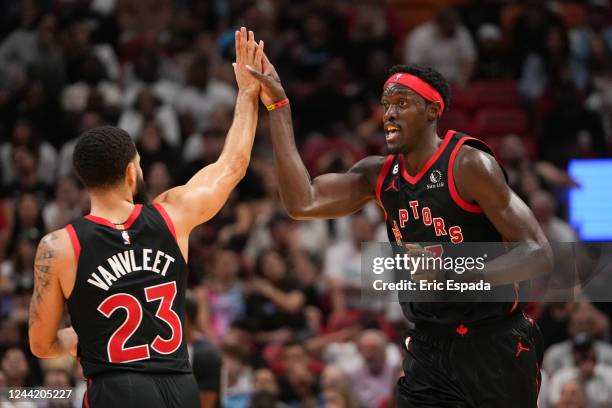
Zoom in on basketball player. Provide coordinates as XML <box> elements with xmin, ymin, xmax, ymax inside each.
<box><xmin>247</xmin><ymin>56</ymin><xmax>553</xmax><ymax>406</ymax></box>
<box><xmin>28</xmin><ymin>27</ymin><xmax>263</xmax><ymax>407</ymax></box>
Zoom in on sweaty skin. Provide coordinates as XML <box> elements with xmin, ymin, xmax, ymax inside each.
<box><xmin>247</xmin><ymin>54</ymin><xmax>552</xmax><ymax>286</ymax></box>
<box><xmin>28</xmin><ymin>27</ymin><xmax>264</xmax><ymax>359</ymax></box>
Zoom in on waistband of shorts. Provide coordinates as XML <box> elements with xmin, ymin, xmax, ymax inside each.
<box><xmin>413</xmin><ymin>312</ymin><xmax>532</xmax><ymax>339</ymax></box>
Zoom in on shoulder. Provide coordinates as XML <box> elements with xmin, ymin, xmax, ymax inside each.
<box><xmin>349</xmin><ymin>155</ymin><xmax>387</xmax><ymax>186</ymax></box>
<box><xmin>35</xmin><ymin>229</ymin><xmax>75</xmax><ymax>269</ymax></box>
<box><xmin>454</xmin><ymin>144</ymin><xmax>503</xmax><ymax>182</ymax></box>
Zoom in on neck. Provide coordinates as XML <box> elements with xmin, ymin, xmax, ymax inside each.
<box><xmin>401</xmin><ymin>127</ymin><xmax>441</xmax><ymax>176</ymax></box>
<box><xmin>89</xmin><ymin>186</ymin><xmax>135</xmax><ymax>224</ymax></box>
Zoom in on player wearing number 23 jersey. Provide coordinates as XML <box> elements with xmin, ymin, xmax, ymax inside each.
<box><xmin>28</xmin><ymin>27</ymin><xmax>265</xmax><ymax>408</ymax></box>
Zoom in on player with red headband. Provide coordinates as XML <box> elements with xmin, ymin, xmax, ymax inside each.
<box><xmin>247</xmin><ymin>59</ymin><xmax>552</xmax><ymax>407</ymax></box>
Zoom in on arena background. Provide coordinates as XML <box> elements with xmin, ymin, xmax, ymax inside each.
<box><xmin>0</xmin><ymin>0</ymin><xmax>611</xmax><ymax>407</ymax></box>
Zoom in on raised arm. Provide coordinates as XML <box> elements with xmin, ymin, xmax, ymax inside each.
<box><xmin>454</xmin><ymin>146</ymin><xmax>553</xmax><ymax>285</ymax></box>
<box><xmin>29</xmin><ymin>230</ymin><xmax>78</xmax><ymax>358</ymax></box>
<box><xmin>247</xmin><ymin>54</ymin><xmax>382</xmax><ymax>220</ymax></box>
<box><xmin>154</xmin><ymin>28</ymin><xmax>262</xmax><ymax>240</ymax></box>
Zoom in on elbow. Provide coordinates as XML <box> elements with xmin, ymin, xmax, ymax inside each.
<box><xmin>284</xmin><ymin>204</ymin><xmax>314</xmax><ymax>220</ymax></box>
<box><xmin>535</xmin><ymin>240</ymin><xmax>554</xmax><ymax>275</ymax></box>
<box><xmin>29</xmin><ymin>339</ymin><xmax>51</xmax><ymax>358</ymax></box>
<box><xmin>226</xmin><ymin>154</ymin><xmax>250</xmax><ymax>182</ymax></box>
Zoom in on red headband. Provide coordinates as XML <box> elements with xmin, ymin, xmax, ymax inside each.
<box><xmin>383</xmin><ymin>73</ymin><xmax>445</xmax><ymax>117</ymax></box>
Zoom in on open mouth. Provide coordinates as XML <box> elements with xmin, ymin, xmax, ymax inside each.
<box><xmin>385</xmin><ymin>124</ymin><xmax>401</xmax><ymax>143</ymax></box>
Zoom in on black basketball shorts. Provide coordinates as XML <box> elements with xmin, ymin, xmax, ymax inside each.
<box><xmin>83</xmin><ymin>371</ymin><xmax>199</xmax><ymax>408</ymax></box>
<box><xmin>397</xmin><ymin>312</ymin><xmax>543</xmax><ymax>408</ymax></box>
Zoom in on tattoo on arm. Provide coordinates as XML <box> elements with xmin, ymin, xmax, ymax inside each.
<box><xmin>30</xmin><ymin>233</ymin><xmax>57</xmax><ymax>325</ymax></box>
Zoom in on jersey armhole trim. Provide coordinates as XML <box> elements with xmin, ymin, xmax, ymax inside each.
<box><xmin>375</xmin><ymin>155</ymin><xmax>395</xmax><ymax>219</ymax></box>
<box><xmin>153</xmin><ymin>203</ymin><xmax>178</xmax><ymax>242</ymax></box>
<box><xmin>65</xmin><ymin>224</ymin><xmax>81</xmax><ymax>263</ymax></box>
<box><xmin>448</xmin><ymin>137</ymin><xmax>484</xmax><ymax>213</ymax></box>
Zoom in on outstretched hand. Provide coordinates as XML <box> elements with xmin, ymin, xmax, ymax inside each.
<box><xmin>246</xmin><ymin>52</ymin><xmax>287</xmax><ymax>107</ymax></box>
<box><xmin>233</xmin><ymin>27</ymin><xmax>264</xmax><ymax>94</ymax></box>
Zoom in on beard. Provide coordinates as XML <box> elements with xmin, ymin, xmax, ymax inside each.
<box><xmin>133</xmin><ymin>175</ymin><xmax>150</xmax><ymax>205</ymax></box>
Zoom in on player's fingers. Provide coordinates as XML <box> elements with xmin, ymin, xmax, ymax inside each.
<box><xmin>247</xmin><ymin>30</ymin><xmax>256</xmax><ymax>64</ymax></box>
<box><xmin>254</xmin><ymin>40</ymin><xmax>264</xmax><ymax>71</ymax></box>
<box><xmin>234</xmin><ymin>30</ymin><xmax>241</xmax><ymax>64</ymax></box>
<box><xmin>246</xmin><ymin>65</ymin><xmax>268</xmax><ymax>82</ymax></box>
<box><xmin>240</xmin><ymin>27</ymin><xmax>247</xmax><ymax>64</ymax></box>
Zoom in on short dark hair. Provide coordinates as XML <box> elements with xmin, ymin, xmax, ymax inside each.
<box><xmin>73</xmin><ymin>126</ymin><xmax>137</xmax><ymax>189</ymax></box>
<box><xmin>388</xmin><ymin>64</ymin><xmax>451</xmax><ymax>114</ymax></box>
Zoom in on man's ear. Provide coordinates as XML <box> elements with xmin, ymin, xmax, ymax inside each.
<box><xmin>427</xmin><ymin>102</ymin><xmax>441</xmax><ymax>122</ymax></box>
<box><xmin>126</xmin><ymin>162</ymin><xmax>137</xmax><ymax>189</ymax></box>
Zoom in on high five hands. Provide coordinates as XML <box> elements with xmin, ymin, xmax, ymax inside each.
<box><xmin>244</xmin><ymin>39</ymin><xmax>287</xmax><ymax>106</ymax></box>
<box><xmin>234</xmin><ymin>27</ymin><xmax>264</xmax><ymax>95</ymax></box>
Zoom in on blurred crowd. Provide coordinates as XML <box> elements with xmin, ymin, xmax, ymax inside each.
<box><xmin>0</xmin><ymin>0</ymin><xmax>611</xmax><ymax>407</ymax></box>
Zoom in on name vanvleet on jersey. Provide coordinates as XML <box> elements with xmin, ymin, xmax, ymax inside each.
<box><xmin>87</xmin><ymin>248</ymin><xmax>176</xmax><ymax>291</ymax></box>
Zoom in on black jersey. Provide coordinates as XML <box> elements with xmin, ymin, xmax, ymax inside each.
<box><xmin>376</xmin><ymin>130</ymin><xmax>523</xmax><ymax>325</ymax></box>
<box><xmin>65</xmin><ymin>203</ymin><xmax>191</xmax><ymax>377</ymax></box>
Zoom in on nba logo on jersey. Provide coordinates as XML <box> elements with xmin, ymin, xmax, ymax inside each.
<box><xmin>121</xmin><ymin>230</ymin><xmax>131</xmax><ymax>245</ymax></box>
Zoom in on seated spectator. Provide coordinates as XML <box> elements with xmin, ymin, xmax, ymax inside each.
<box><xmin>5</xmin><ymin>193</ymin><xmax>46</xmax><ymax>258</ymax></box>
<box><xmin>58</xmin><ymin>110</ymin><xmax>105</xmax><ymax>178</ymax></box>
<box><xmin>1</xmin><ymin>119</ymin><xmax>57</xmax><ymax>188</ymax></box>
<box><xmin>324</xmin><ymin>212</ymin><xmax>374</xmax><ymax>312</ymax></box>
<box><xmin>42</xmin><ymin>176</ymin><xmax>84</xmax><ymax>231</ymax></box>
<box><xmin>1</xmin><ymin>347</ymin><xmax>31</xmax><ymax>387</ymax></box>
<box><xmin>554</xmin><ymin>379</ymin><xmax>587</xmax><ymax>408</ymax></box>
<box><xmin>222</xmin><ymin>345</ymin><xmax>253</xmax><ymax>408</ymax></box>
<box><xmin>0</xmin><ymin>230</ymin><xmax>37</xmax><ymax>294</ymax></box>
<box><xmin>279</xmin><ymin>361</ymin><xmax>323</xmax><ymax>408</ymax></box>
<box><xmin>245</xmin><ymin>250</ymin><xmax>307</xmax><ymax>343</ymax></box>
<box><xmin>146</xmin><ymin>161</ymin><xmax>173</xmax><ymax>199</ymax></box>
<box><xmin>548</xmin><ymin>334</ymin><xmax>612</xmax><ymax>407</ymax></box>
<box><xmin>199</xmin><ymin>249</ymin><xmax>246</xmax><ymax>342</ymax></box>
<box><xmin>173</xmin><ymin>55</ymin><xmax>236</xmax><ymax>132</ymax></box>
<box><xmin>135</xmin><ymin>119</ymin><xmax>177</xmax><ymax>174</ymax></box>
<box><xmin>343</xmin><ymin>330</ymin><xmax>401</xmax><ymax>408</ymax></box>
<box><xmin>185</xmin><ymin>291</ymin><xmax>221</xmax><ymax>408</ymax></box>
<box><xmin>544</xmin><ymin>331</ymin><xmax>612</xmax><ymax>376</ymax></box>
<box><xmin>404</xmin><ymin>8</ymin><xmax>476</xmax><ymax>86</ymax></box>
<box><xmin>118</xmin><ymin>88</ymin><xmax>180</xmax><ymax>148</ymax></box>
<box><xmin>529</xmin><ymin>190</ymin><xmax>577</xmax><ymax>242</ymax></box>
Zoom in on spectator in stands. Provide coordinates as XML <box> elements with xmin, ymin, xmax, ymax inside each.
<box><xmin>185</xmin><ymin>291</ymin><xmax>221</xmax><ymax>408</ymax></box>
<box><xmin>0</xmin><ymin>229</ymin><xmax>37</xmax><ymax>293</ymax></box>
<box><xmin>5</xmin><ymin>193</ymin><xmax>45</xmax><ymax>258</ymax></box>
<box><xmin>541</xmin><ymin>82</ymin><xmax>607</xmax><ymax>168</ymax></box>
<box><xmin>544</xmin><ymin>318</ymin><xmax>612</xmax><ymax>375</ymax></box>
<box><xmin>280</xmin><ymin>361</ymin><xmax>323</xmax><ymax>407</ymax></box>
<box><xmin>548</xmin><ymin>334</ymin><xmax>612</xmax><ymax>407</ymax></box>
<box><xmin>529</xmin><ymin>190</ymin><xmax>577</xmax><ymax>242</ymax></box>
<box><xmin>118</xmin><ymin>88</ymin><xmax>180</xmax><ymax>148</ymax></box>
<box><xmin>474</xmin><ymin>23</ymin><xmax>512</xmax><ymax>80</ymax></box>
<box><xmin>58</xmin><ymin>110</ymin><xmax>105</xmax><ymax>178</ymax></box>
<box><xmin>569</xmin><ymin>0</ymin><xmax>612</xmax><ymax>91</ymax></box>
<box><xmin>1</xmin><ymin>347</ymin><xmax>31</xmax><ymax>387</ymax></box>
<box><xmin>554</xmin><ymin>379</ymin><xmax>587</xmax><ymax>408</ymax></box>
<box><xmin>325</xmin><ymin>212</ymin><xmax>374</xmax><ymax>312</ymax></box>
<box><xmin>343</xmin><ymin>330</ymin><xmax>401</xmax><ymax>408</ymax></box>
<box><xmin>1</xmin><ymin>118</ymin><xmax>57</xmax><ymax>187</ymax></box>
<box><xmin>146</xmin><ymin>161</ymin><xmax>172</xmax><ymax>199</ymax></box>
<box><xmin>43</xmin><ymin>368</ymin><xmax>73</xmax><ymax>408</ymax></box>
<box><xmin>245</xmin><ymin>250</ymin><xmax>306</xmax><ymax>343</ymax></box>
<box><xmin>199</xmin><ymin>249</ymin><xmax>246</xmax><ymax>342</ymax></box>
<box><xmin>42</xmin><ymin>176</ymin><xmax>83</xmax><ymax>232</ymax></box>
<box><xmin>222</xmin><ymin>345</ymin><xmax>253</xmax><ymax>408</ymax></box>
<box><xmin>174</xmin><ymin>55</ymin><xmax>236</xmax><ymax>132</ymax></box>
<box><xmin>135</xmin><ymin>119</ymin><xmax>176</xmax><ymax>174</ymax></box>
<box><xmin>404</xmin><ymin>8</ymin><xmax>476</xmax><ymax>86</ymax></box>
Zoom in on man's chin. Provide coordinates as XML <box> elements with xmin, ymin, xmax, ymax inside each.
<box><xmin>386</xmin><ymin>144</ymin><xmax>402</xmax><ymax>155</ymax></box>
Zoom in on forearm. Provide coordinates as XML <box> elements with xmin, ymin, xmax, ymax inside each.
<box><xmin>268</xmin><ymin>105</ymin><xmax>315</xmax><ymax>217</ymax></box>
<box><xmin>459</xmin><ymin>240</ymin><xmax>553</xmax><ymax>286</ymax></box>
<box><xmin>216</xmin><ymin>90</ymin><xmax>259</xmax><ymax>179</ymax></box>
